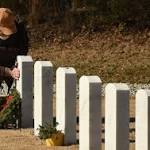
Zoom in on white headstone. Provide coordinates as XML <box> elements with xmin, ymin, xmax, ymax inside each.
<box><xmin>79</xmin><ymin>76</ymin><xmax>101</xmax><ymax>150</ymax></box>
<box><xmin>105</xmin><ymin>83</ymin><xmax>129</xmax><ymax>150</ymax></box>
<box><xmin>16</xmin><ymin>55</ymin><xmax>33</xmax><ymax>128</ymax></box>
<box><xmin>34</xmin><ymin>61</ymin><xmax>53</xmax><ymax>136</ymax></box>
<box><xmin>136</xmin><ymin>89</ymin><xmax>150</xmax><ymax>150</ymax></box>
<box><xmin>56</xmin><ymin>67</ymin><xmax>76</xmax><ymax>145</ymax></box>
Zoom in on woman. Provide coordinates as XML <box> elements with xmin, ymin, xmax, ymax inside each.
<box><xmin>0</xmin><ymin>8</ymin><xmax>28</xmax><ymax>93</ymax></box>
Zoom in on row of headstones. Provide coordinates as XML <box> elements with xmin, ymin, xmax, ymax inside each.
<box><xmin>16</xmin><ymin>56</ymin><xmax>150</xmax><ymax>150</ymax></box>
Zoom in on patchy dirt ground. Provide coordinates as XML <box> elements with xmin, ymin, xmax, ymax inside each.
<box><xmin>0</xmin><ymin>128</ymin><xmax>135</xmax><ymax>150</ymax></box>
<box><xmin>0</xmin><ymin>129</ymin><xmax>78</xmax><ymax>150</ymax></box>
<box><xmin>28</xmin><ymin>24</ymin><xmax>150</xmax><ymax>83</ymax></box>
<box><xmin>0</xmin><ymin>97</ymin><xmax>135</xmax><ymax>150</ymax></box>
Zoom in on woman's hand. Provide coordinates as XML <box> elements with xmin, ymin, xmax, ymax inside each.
<box><xmin>10</xmin><ymin>67</ymin><xmax>20</xmax><ymax>80</ymax></box>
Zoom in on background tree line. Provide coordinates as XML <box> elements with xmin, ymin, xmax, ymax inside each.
<box><xmin>0</xmin><ymin>0</ymin><xmax>150</xmax><ymax>30</ymax></box>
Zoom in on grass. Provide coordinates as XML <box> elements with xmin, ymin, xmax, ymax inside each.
<box><xmin>0</xmin><ymin>96</ymin><xmax>136</xmax><ymax>150</ymax></box>
<box><xmin>0</xmin><ymin>25</ymin><xmax>147</xmax><ymax>149</ymax></box>
<box><xmin>29</xmin><ymin>26</ymin><xmax>150</xmax><ymax>83</ymax></box>
<box><xmin>0</xmin><ymin>129</ymin><xmax>77</xmax><ymax>150</ymax></box>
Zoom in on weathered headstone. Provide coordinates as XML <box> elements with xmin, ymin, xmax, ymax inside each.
<box><xmin>56</xmin><ymin>67</ymin><xmax>76</xmax><ymax>145</ymax></box>
<box><xmin>136</xmin><ymin>89</ymin><xmax>150</xmax><ymax>150</ymax></box>
<box><xmin>105</xmin><ymin>83</ymin><xmax>129</xmax><ymax>150</ymax></box>
<box><xmin>34</xmin><ymin>61</ymin><xmax>53</xmax><ymax>135</ymax></box>
<box><xmin>79</xmin><ymin>76</ymin><xmax>101</xmax><ymax>150</ymax></box>
<box><xmin>16</xmin><ymin>55</ymin><xmax>33</xmax><ymax>128</ymax></box>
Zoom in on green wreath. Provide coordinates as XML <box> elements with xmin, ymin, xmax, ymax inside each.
<box><xmin>0</xmin><ymin>89</ymin><xmax>21</xmax><ymax>128</ymax></box>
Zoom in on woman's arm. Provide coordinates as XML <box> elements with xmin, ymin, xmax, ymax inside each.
<box><xmin>0</xmin><ymin>66</ymin><xmax>20</xmax><ymax>80</ymax></box>
<box><xmin>0</xmin><ymin>66</ymin><xmax>11</xmax><ymax>77</ymax></box>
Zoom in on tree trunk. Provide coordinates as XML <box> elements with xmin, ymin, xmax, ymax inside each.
<box><xmin>29</xmin><ymin>0</ymin><xmax>41</xmax><ymax>25</ymax></box>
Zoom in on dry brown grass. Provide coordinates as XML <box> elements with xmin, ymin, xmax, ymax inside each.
<box><xmin>0</xmin><ymin>128</ymin><xmax>135</xmax><ymax>150</ymax></box>
<box><xmin>1</xmin><ymin>26</ymin><xmax>146</xmax><ymax>149</ymax></box>
<box><xmin>29</xmin><ymin>26</ymin><xmax>150</xmax><ymax>83</ymax></box>
<box><xmin>0</xmin><ymin>96</ymin><xmax>136</xmax><ymax>150</ymax></box>
<box><xmin>0</xmin><ymin>129</ymin><xmax>78</xmax><ymax>150</ymax></box>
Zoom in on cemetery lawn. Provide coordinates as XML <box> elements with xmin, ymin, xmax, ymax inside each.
<box><xmin>29</xmin><ymin>25</ymin><xmax>150</xmax><ymax>83</ymax></box>
<box><xmin>0</xmin><ymin>96</ymin><xmax>135</xmax><ymax>150</ymax></box>
<box><xmin>0</xmin><ymin>129</ymin><xmax>78</xmax><ymax>150</ymax></box>
<box><xmin>0</xmin><ymin>25</ymin><xmax>145</xmax><ymax>149</ymax></box>
<box><xmin>0</xmin><ymin>128</ymin><xmax>134</xmax><ymax>150</ymax></box>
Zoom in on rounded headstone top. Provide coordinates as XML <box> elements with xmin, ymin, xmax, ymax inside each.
<box><xmin>34</xmin><ymin>61</ymin><xmax>53</xmax><ymax>67</ymax></box>
<box><xmin>17</xmin><ymin>55</ymin><xmax>33</xmax><ymax>62</ymax></box>
<box><xmin>136</xmin><ymin>89</ymin><xmax>150</xmax><ymax>97</ymax></box>
<box><xmin>57</xmin><ymin>67</ymin><xmax>76</xmax><ymax>74</ymax></box>
<box><xmin>105</xmin><ymin>83</ymin><xmax>129</xmax><ymax>91</ymax></box>
<box><xmin>80</xmin><ymin>75</ymin><xmax>102</xmax><ymax>83</ymax></box>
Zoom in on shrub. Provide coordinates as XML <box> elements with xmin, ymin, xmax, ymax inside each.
<box><xmin>38</xmin><ymin>122</ymin><xmax>61</xmax><ymax>140</ymax></box>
